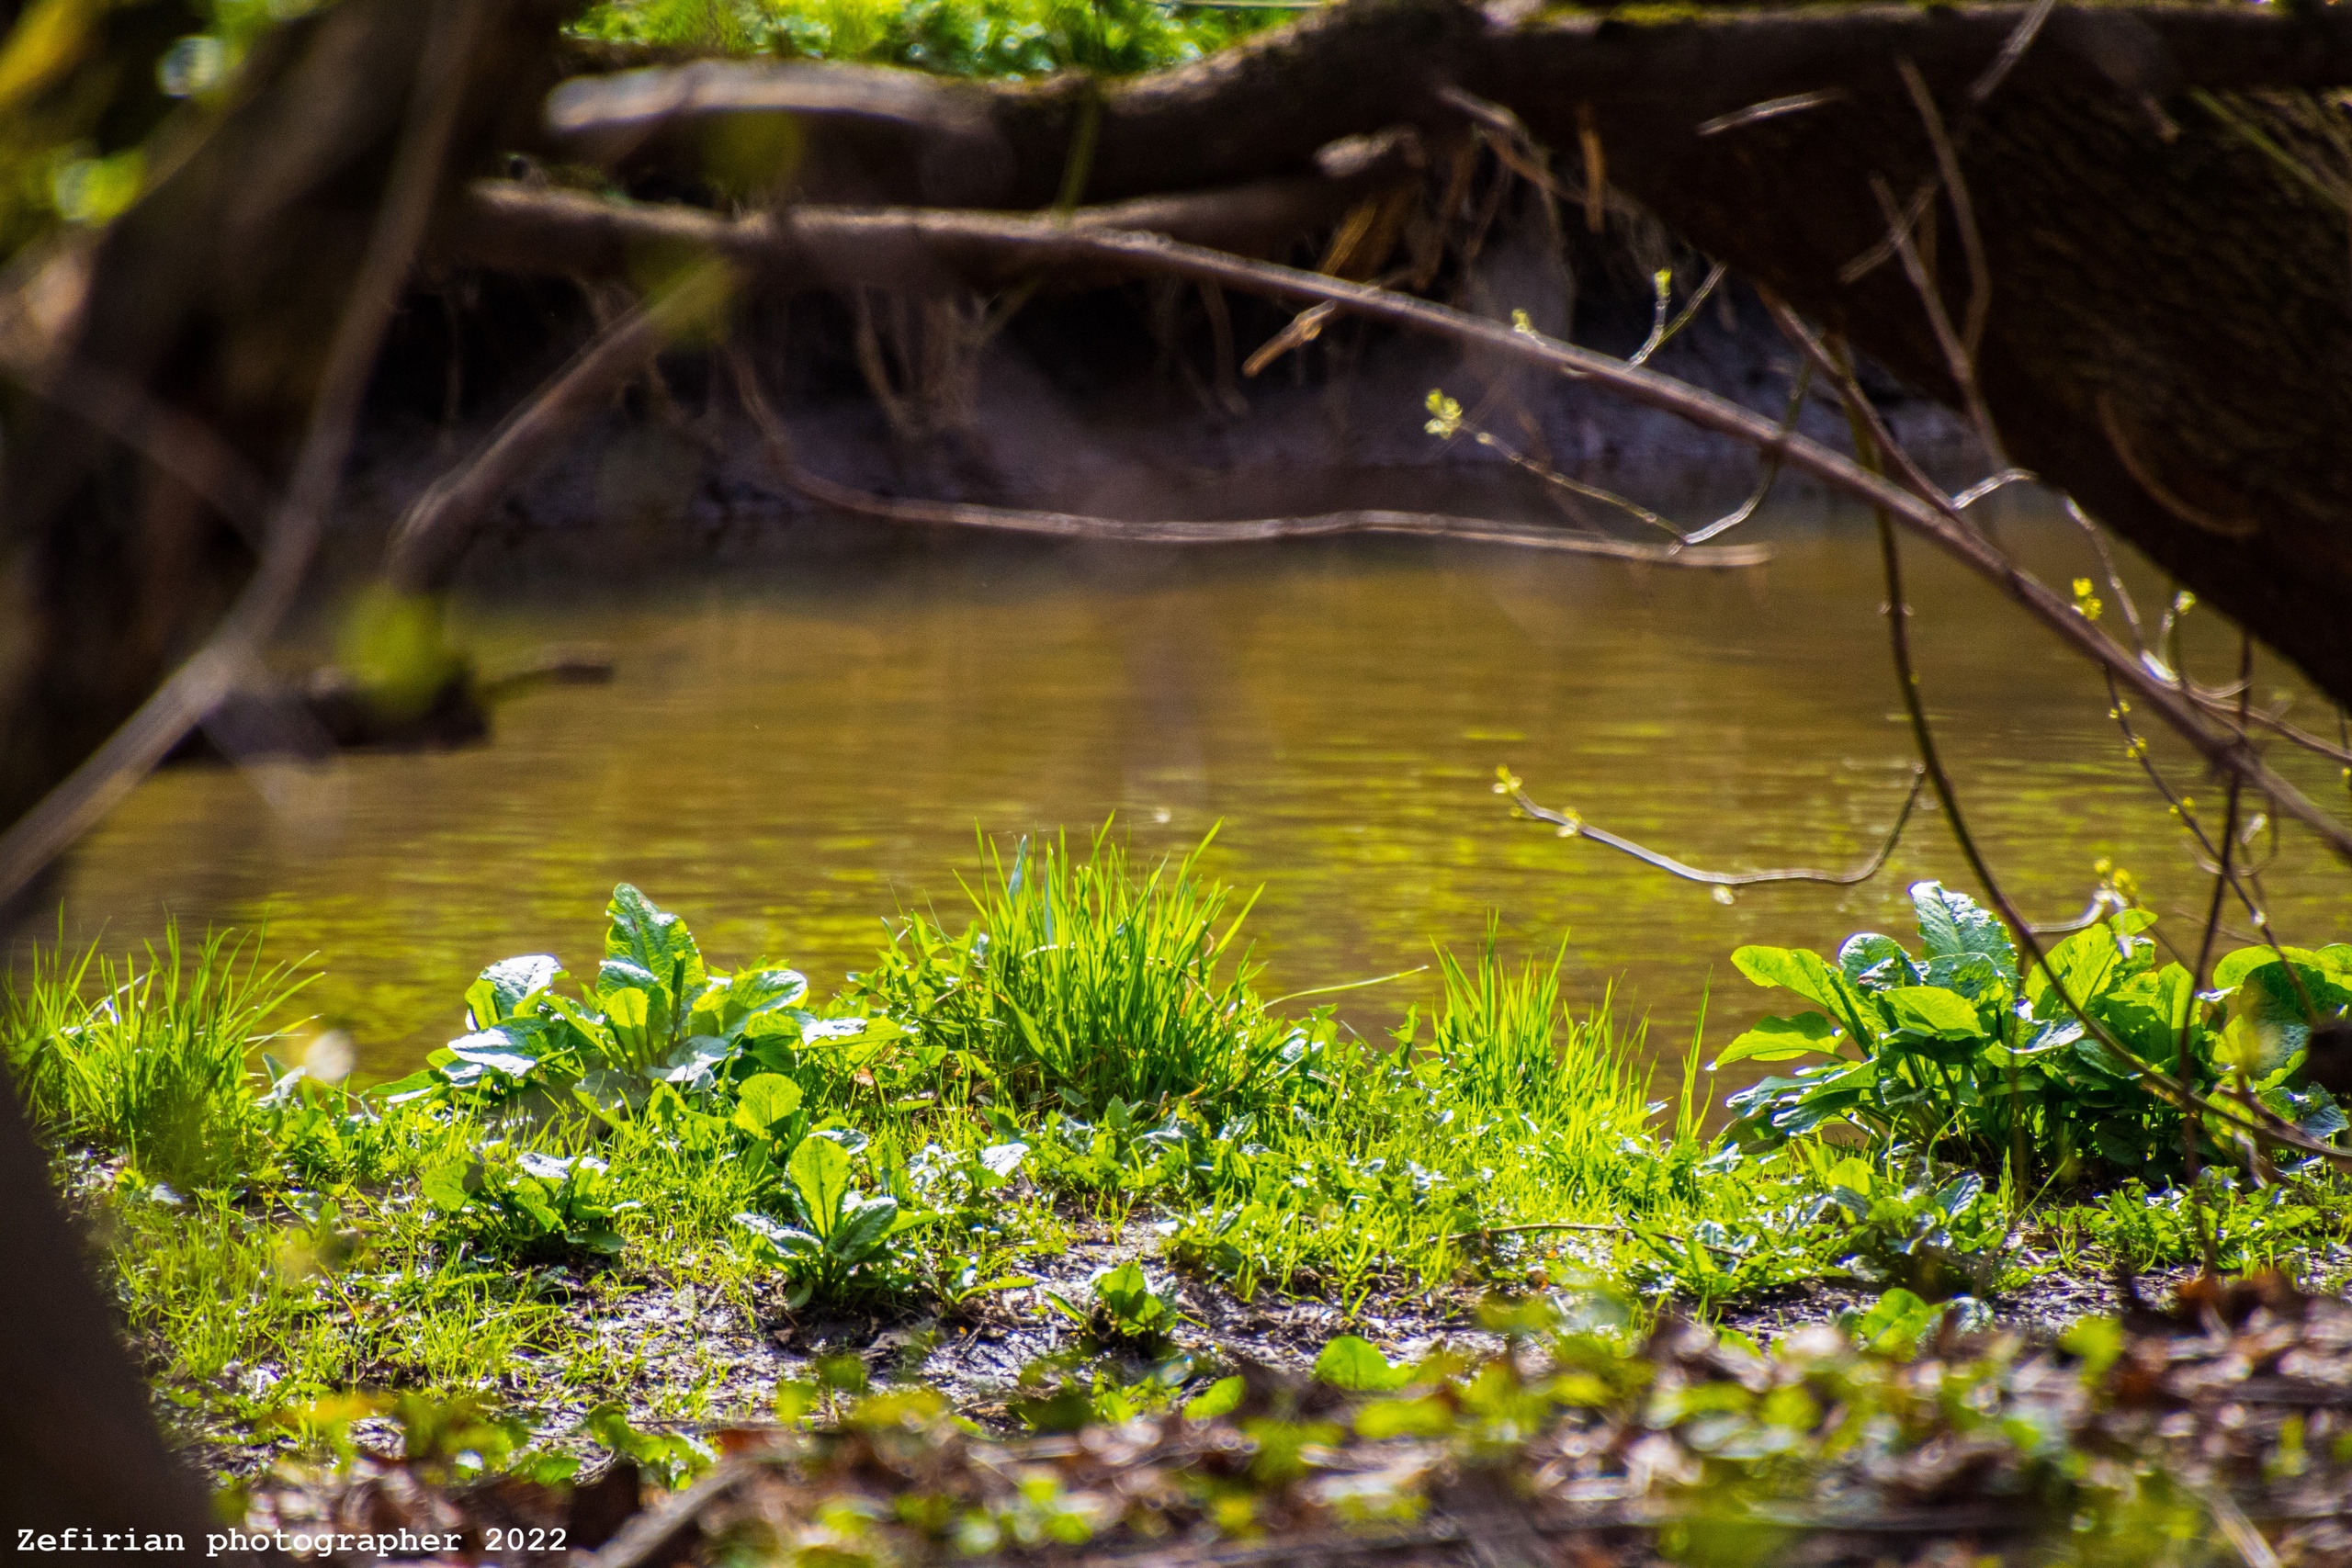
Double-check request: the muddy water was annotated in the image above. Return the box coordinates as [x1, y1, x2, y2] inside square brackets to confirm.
[36, 500, 2351, 1096]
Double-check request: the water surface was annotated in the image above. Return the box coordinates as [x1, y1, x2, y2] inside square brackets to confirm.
[38, 502, 2351, 1096]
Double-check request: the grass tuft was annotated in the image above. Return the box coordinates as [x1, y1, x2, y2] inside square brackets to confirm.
[6, 926, 311, 1185]
[857, 826, 1310, 1114]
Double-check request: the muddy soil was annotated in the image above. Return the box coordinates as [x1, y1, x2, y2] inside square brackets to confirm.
[297, 1212, 2171, 1476]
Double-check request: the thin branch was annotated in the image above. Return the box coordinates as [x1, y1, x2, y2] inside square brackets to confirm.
[2024, 889, 2130, 936]
[0, 0, 484, 908]
[729, 351, 1770, 565]
[1767, 295, 1973, 526]
[1442, 355, 1810, 550]
[384, 259, 736, 594]
[2065, 498, 2149, 653]
[447, 187, 2352, 865]
[1504, 764, 1927, 890]
[1697, 90, 1848, 138]
[1970, 0, 2061, 103]
[1870, 173, 1998, 459]
[1628, 262, 1727, 368]
[1895, 56, 1992, 366]
[1952, 468, 2032, 510]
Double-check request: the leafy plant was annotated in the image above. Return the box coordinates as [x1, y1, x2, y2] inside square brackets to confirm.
[571, 0, 1272, 79]
[1046, 1261, 1184, 1354]
[389, 884, 899, 1115]
[420, 1147, 629, 1264]
[1714, 880, 2350, 1181]
[735, 1134, 929, 1307]
[1793, 1148, 2006, 1301]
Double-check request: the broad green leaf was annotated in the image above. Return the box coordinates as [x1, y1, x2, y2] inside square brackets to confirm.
[1909, 881, 2017, 978]
[378, 1068, 442, 1105]
[2099, 964, 2195, 1064]
[734, 1074, 805, 1136]
[2214, 945, 2295, 991]
[1847, 1288, 1938, 1355]
[466, 955, 560, 1028]
[829, 1193, 899, 1264]
[788, 1135, 854, 1235]
[734, 1211, 820, 1260]
[978, 1142, 1029, 1181]
[658, 1034, 736, 1091]
[1838, 933, 1918, 991]
[1732, 947, 1873, 1040]
[1922, 952, 2007, 1005]
[1184, 1376, 1245, 1419]
[605, 884, 705, 999]
[1096, 1262, 1171, 1329]
[712, 968, 808, 1033]
[447, 1028, 542, 1080]
[601, 987, 653, 1061]
[1314, 1334, 1414, 1392]
[1714, 1012, 1843, 1066]
[2027, 922, 2127, 1017]
[1883, 987, 1987, 1040]
[421, 1162, 473, 1213]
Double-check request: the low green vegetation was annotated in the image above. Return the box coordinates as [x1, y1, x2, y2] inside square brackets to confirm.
[9, 828, 2352, 1478]
[571, 0, 1278, 78]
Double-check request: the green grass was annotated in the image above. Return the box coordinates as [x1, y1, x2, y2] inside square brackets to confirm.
[15, 827, 2352, 1473]
[571, 0, 1283, 77]
[851, 826, 1306, 1114]
[6, 926, 311, 1186]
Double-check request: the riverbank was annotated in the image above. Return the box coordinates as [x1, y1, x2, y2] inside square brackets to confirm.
[15, 832, 2351, 1509]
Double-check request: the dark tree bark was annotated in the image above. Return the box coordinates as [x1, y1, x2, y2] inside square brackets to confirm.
[0, 1060, 213, 1539]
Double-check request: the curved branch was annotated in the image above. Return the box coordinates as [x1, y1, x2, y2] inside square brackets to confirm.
[444, 184, 2352, 864]
[727, 351, 1770, 565]
[1504, 764, 1927, 889]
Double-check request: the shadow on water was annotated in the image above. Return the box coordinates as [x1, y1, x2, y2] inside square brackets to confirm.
[26, 494, 2349, 1104]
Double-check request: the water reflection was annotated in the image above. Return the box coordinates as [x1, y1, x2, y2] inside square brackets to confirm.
[34, 502, 2350, 1097]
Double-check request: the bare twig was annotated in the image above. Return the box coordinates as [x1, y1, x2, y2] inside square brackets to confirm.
[2024, 888, 2130, 936]
[1628, 262, 1727, 368]
[1970, 0, 2061, 103]
[384, 259, 736, 594]
[2065, 498, 2149, 652]
[1503, 764, 1927, 890]
[0, 0, 484, 908]
[1870, 173, 1998, 457]
[1767, 296, 1973, 525]
[729, 351, 1769, 564]
[1442, 355, 1810, 550]
[449, 188, 2352, 865]
[1697, 90, 1848, 138]
[1895, 57, 1992, 365]
[1842, 0, 2053, 290]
